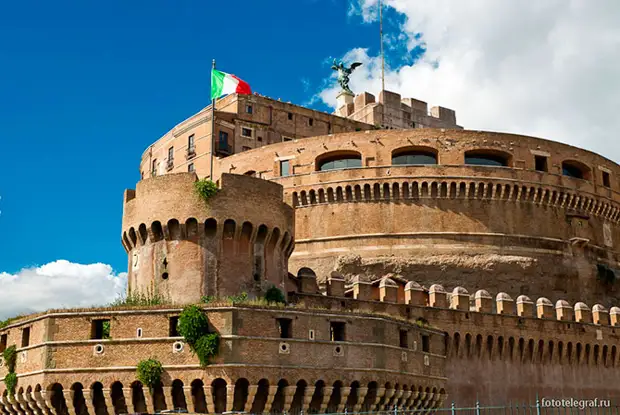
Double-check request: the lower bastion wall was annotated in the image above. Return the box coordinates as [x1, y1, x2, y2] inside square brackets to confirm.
[293, 273, 620, 406]
[0, 305, 445, 415]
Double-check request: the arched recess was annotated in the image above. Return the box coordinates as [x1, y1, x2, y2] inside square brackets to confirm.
[361, 381, 377, 412]
[131, 381, 148, 414]
[271, 379, 288, 414]
[211, 379, 227, 414]
[289, 380, 307, 414]
[464, 149, 512, 167]
[91, 382, 107, 415]
[239, 222, 253, 254]
[391, 146, 438, 165]
[171, 380, 187, 410]
[110, 381, 128, 414]
[346, 381, 360, 411]
[253, 225, 268, 282]
[315, 150, 362, 171]
[185, 218, 199, 240]
[151, 221, 164, 242]
[232, 378, 249, 412]
[71, 383, 88, 415]
[562, 160, 591, 180]
[191, 380, 207, 414]
[244, 170, 257, 177]
[308, 380, 325, 413]
[152, 383, 166, 413]
[138, 224, 148, 244]
[49, 384, 69, 415]
[167, 219, 181, 240]
[326, 381, 342, 413]
[128, 228, 138, 247]
[205, 218, 218, 238]
[250, 379, 269, 414]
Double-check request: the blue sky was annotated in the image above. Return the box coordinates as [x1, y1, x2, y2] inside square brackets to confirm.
[0, 0, 412, 275]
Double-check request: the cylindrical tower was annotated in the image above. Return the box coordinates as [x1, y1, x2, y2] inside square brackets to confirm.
[121, 173, 295, 303]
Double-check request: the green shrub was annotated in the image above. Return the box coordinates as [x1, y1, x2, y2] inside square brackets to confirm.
[264, 286, 286, 304]
[3, 345, 17, 372]
[136, 358, 163, 390]
[3, 372, 17, 395]
[178, 305, 210, 345]
[102, 321, 111, 339]
[193, 333, 220, 366]
[195, 179, 219, 202]
[0, 316, 23, 330]
[201, 296, 216, 304]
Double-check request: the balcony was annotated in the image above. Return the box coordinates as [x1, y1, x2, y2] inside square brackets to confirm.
[166, 159, 174, 171]
[216, 143, 232, 156]
[186, 148, 196, 160]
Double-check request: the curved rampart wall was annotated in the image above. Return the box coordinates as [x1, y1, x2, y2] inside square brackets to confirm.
[121, 173, 295, 303]
[216, 130, 620, 304]
[292, 274, 620, 406]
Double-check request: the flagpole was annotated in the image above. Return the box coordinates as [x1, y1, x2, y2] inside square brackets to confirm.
[210, 59, 216, 180]
[379, 0, 385, 127]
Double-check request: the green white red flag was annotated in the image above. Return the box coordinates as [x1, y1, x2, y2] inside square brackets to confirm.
[211, 69, 252, 100]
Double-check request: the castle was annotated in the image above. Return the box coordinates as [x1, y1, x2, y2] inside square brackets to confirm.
[1, 88, 620, 415]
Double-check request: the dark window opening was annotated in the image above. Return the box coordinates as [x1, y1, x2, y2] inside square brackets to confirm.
[277, 318, 292, 339]
[422, 335, 430, 353]
[562, 161, 589, 180]
[280, 160, 290, 177]
[283, 137, 293, 142]
[465, 152, 509, 167]
[330, 322, 346, 342]
[188, 134, 195, 152]
[151, 159, 157, 175]
[246, 105, 253, 114]
[0, 334, 6, 353]
[399, 330, 408, 348]
[91, 319, 111, 340]
[169, 317, 180, 337]
[318, 155, 362, 171]
[218, 131, 230, 154]
[603, 171, 611, 188]
[188, 163, 195, 172]
[392, 151, 437, 165]
[257, 136, 262, 142]
[162, 272, 169, 280]
[535, 155, 548, 172]
[21, 327, 30, 347]
[288, 112, 293, 120]
[241, 128, 252, 138]
[309, 118, 314, 126]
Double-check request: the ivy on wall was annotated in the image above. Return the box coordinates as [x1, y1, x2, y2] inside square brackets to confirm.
[194, 179, 219, 202]
[136, 358, 163, 391]
[178, 305, 220, 366]
[2, 345, 17, 395]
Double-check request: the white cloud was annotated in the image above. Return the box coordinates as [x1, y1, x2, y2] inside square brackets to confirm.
[0, 260, 127, 320]
[320, 0, 620, 163]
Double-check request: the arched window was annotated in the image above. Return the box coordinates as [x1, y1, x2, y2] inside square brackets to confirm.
[562, 160, 590, 180]
[465, 150, 511, 167]
[392, 147, 438, 165]
[316, 151, 362, 171]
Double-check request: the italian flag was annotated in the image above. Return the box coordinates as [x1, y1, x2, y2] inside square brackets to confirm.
[211, 69, 252, 100]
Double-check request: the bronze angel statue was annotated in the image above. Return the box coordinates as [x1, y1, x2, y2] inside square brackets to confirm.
[331, 59, 363, 94]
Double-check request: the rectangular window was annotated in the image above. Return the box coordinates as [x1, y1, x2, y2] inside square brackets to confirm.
[277, 318, 292, 339]
[399, 329, 408, 348]
[330, 322, 346, 342]
[152, 159, 157, 174]
[288, 112, 293, 120]
[219, 131, 229, 153]
[188, 134, 195, 152]
[169, 317, 180, 337]
[246, 104, 253, 114]
[422, 334, 430, 353]
[280, 160, 290, 177]
[534, 155, 548, 172]
[308, 118, 314, 126]
[0, 334, 7, 352]
[603, 171, 611, 187]
[188, 163, 195, 172]
[91, 319, 111, 340]
[21, 327, 30, 347]
[241, 127, 252, 138]
[168, 146, 174, 161]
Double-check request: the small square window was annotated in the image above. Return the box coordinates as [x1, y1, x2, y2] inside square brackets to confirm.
[422, 334, 430, 353]
[257, 136, 263, 142]
[241, 128, 252, 138]
[246, 105, 253, 114]
[535, 155, 548, 172]
[0, 334, 6, 352]
[91, 319, 110, 340]
[277, 318, 292, 339]
[399, 329, 408, 348]
[603, 171, 611, 188]
[330, 322, 345, 342]
[21, 327, 30, 347]
[169, 317, 180, 337]
[188, 163, 195, 172]
[308, 118, 314, 126]
[280, 160, 290, 177]
[288, 112, 293, 121]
